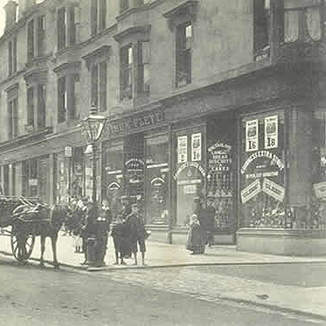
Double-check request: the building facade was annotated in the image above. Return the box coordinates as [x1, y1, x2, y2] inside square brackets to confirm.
[0, 0, 326, 254]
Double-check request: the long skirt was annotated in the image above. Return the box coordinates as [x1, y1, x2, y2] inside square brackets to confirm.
[186, 224, 206, 254]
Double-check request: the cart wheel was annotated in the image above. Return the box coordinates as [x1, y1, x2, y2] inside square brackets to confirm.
[11, 230, 35, 262]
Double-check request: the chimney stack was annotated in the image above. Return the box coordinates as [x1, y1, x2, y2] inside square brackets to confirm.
[18, 0, 36, 18]
[4, 0, 18, 30]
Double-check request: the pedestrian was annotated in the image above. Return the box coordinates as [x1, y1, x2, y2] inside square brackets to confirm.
[117, 195, 132, 259]
[126, 202, 148, 266]
[186, 213, 205, 255]
[95, 199, 112, 266]
[110, 215, 127, 265]
[204, 195, 216, 247]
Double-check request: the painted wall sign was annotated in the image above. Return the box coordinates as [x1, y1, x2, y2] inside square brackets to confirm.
[241, 179, 261, 203]
[262, 178, 285, 202]
[241, 150, 284, 174]
[191, 133, 202, 161]
[264, 115, 278, 149]
[245, 119, 258, 152]
[177, 136, 188, 163]
[314, 181, 326, 199]
[106, 109, 164, 136]
[174, 162, 206, 179]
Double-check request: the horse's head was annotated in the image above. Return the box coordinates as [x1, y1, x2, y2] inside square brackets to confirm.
[50, 204, 72, 230]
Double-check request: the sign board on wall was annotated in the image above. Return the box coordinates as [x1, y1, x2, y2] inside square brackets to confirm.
[264, 115, 278, 149]
[245, 119, 258, 152]
[191, 133, 202, 161]
[314, 181, 326, 199]
[241, 179, 261, 203]
[177, 136, 188, 163]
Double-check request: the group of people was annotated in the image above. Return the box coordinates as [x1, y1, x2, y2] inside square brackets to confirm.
[186, 195, 216, 255]
[66, 195, 149, 267]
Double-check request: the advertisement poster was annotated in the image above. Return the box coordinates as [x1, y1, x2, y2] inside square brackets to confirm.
[265, 115, 278, 149]
[245, 119, 258, 152]
[191, 133, 202, 162]
[177, 136, 188, 163]
[262, 178, 285, 202]
[241, 179, 261, 204]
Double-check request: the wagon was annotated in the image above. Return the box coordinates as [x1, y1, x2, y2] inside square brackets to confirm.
[0, 196, 49, 262]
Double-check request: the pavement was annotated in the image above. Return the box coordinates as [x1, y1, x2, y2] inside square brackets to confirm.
[1, 229, 326, 322]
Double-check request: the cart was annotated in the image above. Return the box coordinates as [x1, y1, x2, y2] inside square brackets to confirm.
[0, 196, 48, 262]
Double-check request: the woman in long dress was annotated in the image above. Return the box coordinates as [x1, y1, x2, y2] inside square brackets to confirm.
[186, 214, 206, 254]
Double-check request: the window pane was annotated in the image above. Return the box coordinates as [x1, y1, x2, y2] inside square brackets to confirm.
[27, 87, 34, 127]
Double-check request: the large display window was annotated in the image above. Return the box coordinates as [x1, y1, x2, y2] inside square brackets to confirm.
[240, 111, 287, 228]
[145, 134, 169, 225]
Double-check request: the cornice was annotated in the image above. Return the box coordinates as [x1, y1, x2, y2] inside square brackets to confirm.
[113, 25, 151, 42]
[82, 45, 112, 69]
[53, 61, 81, 75]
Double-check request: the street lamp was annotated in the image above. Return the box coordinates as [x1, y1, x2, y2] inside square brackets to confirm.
[80, 104, 107, 205]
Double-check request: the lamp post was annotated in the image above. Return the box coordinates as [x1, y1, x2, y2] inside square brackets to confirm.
[80, 104, 107, 205]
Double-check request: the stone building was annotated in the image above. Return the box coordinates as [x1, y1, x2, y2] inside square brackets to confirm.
[0, 0, 326, 255]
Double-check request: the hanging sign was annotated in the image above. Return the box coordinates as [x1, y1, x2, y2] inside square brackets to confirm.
[241, 179, 261, 203]
[246, 119, 258, 152]
[262, 178, 285, 202]
[64, 146, 73, 158]
[264, 115, 278, 149]
[191, 133, 202, 161]
[177, 136, 188, 163]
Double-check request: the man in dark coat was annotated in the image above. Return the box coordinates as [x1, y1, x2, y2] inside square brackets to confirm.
[126, 202, 147, 265]
[203, 196, 216, 247]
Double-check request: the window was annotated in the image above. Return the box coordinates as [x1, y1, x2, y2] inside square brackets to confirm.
[27, 87, 35, 128]
[120, 0, 129, 12]
[68, 7, 76, 45]
[3, 165, 9, 196]
[91, 61, 107, 111]
[11, 164, 16, 196]
[57, 76, 66, 123]
[91, 0, 106, 35]
[8, 97, 18, 139]
[57, 74, 78, 123]
[57, 8, 66, 50]
[37, 85, 46, 128]
[8, 37, 17, 76]
[137, 41, 150, 94]
[120, 45, 133, 100]
[27, 20, 34, 62]
[176, 22, 192, 88]
[37, 16, 46, 56]
[254, 0, 271, 57]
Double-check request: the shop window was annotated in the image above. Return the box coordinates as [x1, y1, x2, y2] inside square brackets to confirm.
[240, 112, 286, 228]
[3, 165, 9, 196]
[71, 147, 84, 199]
[176, 22, 192, 88]
[120, 44, 133, 100]
[22, 159, 38, 198]
[11, 164, 16, 196]
[145, 135, 169, 224]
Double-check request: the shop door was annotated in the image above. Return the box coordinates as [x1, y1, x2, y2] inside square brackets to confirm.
[39, 157, 50, 203]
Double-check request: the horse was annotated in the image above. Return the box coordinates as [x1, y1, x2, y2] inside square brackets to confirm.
[38, 204, 71, 268]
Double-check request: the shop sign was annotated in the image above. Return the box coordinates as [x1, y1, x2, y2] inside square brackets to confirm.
[174, 162, 206, 180]
[313, 181, 326, 199]
[107, 109, 165, 136]
[151, 177, 165, 187]
[184, 185, 197, 194]
[241, 179, 261, 203]
[177, 136, 188, 163]
[245, 119, 259, 152]
[241, 150, 284, 174]
[191, 133, 202, 161]
[125, 158, 144, 171]
[262, 178, 285, 202]
[264, 115, 278, 149]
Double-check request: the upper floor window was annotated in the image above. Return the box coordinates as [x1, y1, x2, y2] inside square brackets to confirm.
[176, 22, 192, 88]
[37, 16, 46, 56]
[254, 0, 271, 59]
[57, 74, 79, 123]
[27, 20, 34, 62]
[8, 37, 17, 76]
[27, 16, 46, 62]
[26, 84, 46, 131]
[91, 0, 107, 36]
[137, 41, 150, 94]
[91, 61, 107, 111]
[120, 44, 133, 100]
[8, 97, 18, 139]
[57, 6, 78, 51]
